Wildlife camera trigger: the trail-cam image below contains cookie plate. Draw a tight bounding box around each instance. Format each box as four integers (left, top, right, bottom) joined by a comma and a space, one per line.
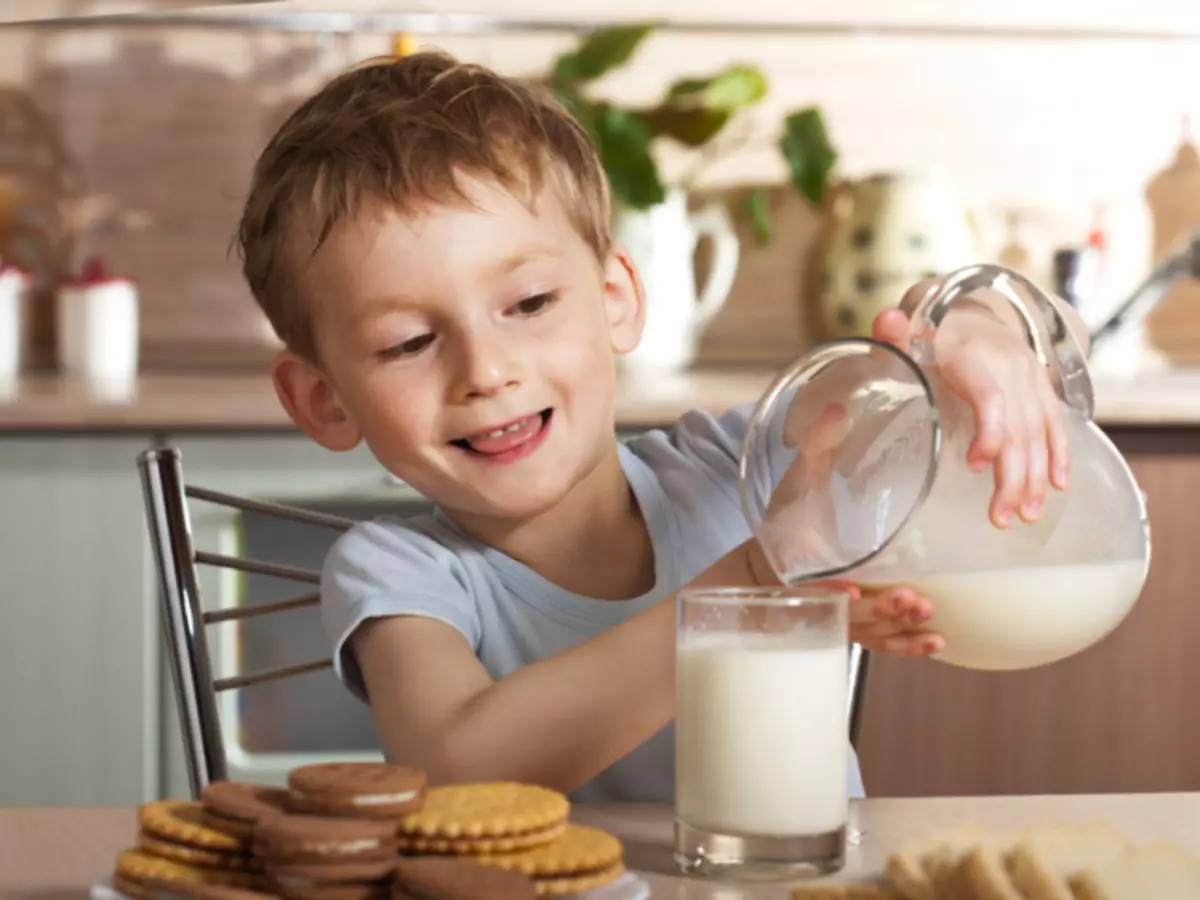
91, 871, 652, 900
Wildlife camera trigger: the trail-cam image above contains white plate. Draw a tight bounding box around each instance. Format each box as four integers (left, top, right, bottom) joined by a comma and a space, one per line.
92, 872, 651, 900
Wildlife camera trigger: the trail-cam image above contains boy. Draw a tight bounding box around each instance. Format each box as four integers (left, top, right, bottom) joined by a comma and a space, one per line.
236, 52, 1087, 803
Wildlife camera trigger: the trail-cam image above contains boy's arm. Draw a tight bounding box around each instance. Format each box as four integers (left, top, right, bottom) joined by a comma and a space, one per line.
352, 539, 765, 794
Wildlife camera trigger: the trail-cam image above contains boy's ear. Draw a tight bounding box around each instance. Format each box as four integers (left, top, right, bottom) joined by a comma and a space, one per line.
271, 350, 362, 452
603, 246, 645, 355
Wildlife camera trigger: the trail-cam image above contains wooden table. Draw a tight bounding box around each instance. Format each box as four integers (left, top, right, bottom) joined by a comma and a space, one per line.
4, 795, 1199, 899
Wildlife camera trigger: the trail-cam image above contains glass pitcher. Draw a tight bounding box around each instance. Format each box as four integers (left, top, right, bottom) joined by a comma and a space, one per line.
739, 264, 1151, 671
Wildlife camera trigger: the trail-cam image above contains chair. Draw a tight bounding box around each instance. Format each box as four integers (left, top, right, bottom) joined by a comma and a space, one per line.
138, 447, 357, 798
139, 446, 872, 799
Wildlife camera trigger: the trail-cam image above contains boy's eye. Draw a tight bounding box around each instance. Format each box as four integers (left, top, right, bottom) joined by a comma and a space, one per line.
510, 292, 556, 316
381, 333, 435, 358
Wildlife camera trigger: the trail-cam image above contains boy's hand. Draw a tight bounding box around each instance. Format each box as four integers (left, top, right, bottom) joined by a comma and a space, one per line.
833, 581, 944, 657
873, 280, 1070, 529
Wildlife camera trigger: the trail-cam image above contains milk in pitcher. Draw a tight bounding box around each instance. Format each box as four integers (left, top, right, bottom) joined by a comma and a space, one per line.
676, 635, 848, 837
865, 558, 1147, 670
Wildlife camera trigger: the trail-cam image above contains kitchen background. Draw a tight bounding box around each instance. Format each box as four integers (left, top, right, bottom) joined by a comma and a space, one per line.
5, 0, 1200, 811
3, 0, 1200, 370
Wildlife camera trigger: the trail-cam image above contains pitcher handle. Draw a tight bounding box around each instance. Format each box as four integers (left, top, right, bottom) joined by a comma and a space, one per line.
689, 202, 741, 332
905, 264, 1095, 420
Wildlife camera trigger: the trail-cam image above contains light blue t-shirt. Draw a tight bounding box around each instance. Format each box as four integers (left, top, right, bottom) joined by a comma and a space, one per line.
321, 402, 867, 803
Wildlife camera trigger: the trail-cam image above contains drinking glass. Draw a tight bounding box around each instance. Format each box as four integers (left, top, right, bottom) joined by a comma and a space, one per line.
674, 585, 851, 881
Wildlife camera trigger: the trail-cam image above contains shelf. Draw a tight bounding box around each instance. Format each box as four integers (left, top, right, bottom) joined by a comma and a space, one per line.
9, 7, 1200, 42
0, 0, 272, 26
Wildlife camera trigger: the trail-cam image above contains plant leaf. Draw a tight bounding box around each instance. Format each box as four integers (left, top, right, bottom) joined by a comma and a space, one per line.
641, 106, 731, 147
745, 189, 773, 246
553, 23, 656, 86
779, 106, 837, 207
664, 64, 768, 111
590, 103, 666, 210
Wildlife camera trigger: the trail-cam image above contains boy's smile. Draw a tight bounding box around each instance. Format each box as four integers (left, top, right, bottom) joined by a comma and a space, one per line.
451, 409, 554, 463
273, 171, 646, 538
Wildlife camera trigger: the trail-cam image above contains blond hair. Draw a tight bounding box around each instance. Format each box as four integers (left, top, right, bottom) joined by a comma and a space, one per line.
236, 51, 612, 360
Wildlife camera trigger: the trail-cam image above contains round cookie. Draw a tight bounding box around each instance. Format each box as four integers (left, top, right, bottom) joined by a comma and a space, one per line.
115, 849, 265, 893
397, 783, 569, 840
287, 763, 426, 819
268, 860, 398, 883
138, 834, 257, 872
139, 802, 248, 855
473, 824, 622, 878
395, 821, 565, 855
200, 781, 290, 839
394, 856, 536, 900
256, 814, 399, 863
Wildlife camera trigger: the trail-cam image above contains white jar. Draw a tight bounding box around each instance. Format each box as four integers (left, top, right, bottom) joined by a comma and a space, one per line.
0, 263, 29, 394
58, 257, 139, 396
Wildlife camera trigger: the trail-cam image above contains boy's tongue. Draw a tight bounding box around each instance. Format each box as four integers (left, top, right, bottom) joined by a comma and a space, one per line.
465, 414, 542, 455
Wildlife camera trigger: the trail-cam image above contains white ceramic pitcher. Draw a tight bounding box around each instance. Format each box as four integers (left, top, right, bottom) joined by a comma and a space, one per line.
613, 189, 740, 370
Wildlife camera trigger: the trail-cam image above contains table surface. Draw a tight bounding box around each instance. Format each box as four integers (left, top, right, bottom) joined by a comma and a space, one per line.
3, 794, 1199, 899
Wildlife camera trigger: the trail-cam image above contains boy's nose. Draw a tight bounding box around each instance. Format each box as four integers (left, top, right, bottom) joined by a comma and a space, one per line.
454, 334, 521, 399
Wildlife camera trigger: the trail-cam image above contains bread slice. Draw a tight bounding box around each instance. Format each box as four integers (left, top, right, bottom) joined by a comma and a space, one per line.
1069, 842, 1200, 900
945, 825, 1067, 900
1005, 821, 1132, 900
885, 824, 989, 900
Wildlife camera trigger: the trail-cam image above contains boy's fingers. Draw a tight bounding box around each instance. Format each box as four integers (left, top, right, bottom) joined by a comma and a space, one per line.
879, 632, 944, 657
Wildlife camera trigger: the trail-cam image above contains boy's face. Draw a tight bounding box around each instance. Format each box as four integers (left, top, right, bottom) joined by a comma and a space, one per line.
273, 173, 644, 521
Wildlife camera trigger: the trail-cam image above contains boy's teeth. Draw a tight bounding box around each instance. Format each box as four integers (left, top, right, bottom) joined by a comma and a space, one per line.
481, 421, 524, 439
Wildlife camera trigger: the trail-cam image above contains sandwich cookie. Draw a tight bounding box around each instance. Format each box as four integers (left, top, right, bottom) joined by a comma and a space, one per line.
287, 763, 426, 819
392, 857, 536, 900
472, 823, 625, 896
114, 849, 265, 898
200, 781, 291, 840
134, 801, 257, 875
396, 782, 568, 852
255, 814, 399, 900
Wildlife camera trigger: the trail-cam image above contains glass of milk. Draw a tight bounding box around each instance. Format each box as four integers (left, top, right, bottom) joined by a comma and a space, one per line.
675, 584, 851, 881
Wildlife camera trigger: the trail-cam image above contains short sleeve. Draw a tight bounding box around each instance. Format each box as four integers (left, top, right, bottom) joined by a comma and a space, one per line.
662, 401, 793, 502
320, 517, 482, 702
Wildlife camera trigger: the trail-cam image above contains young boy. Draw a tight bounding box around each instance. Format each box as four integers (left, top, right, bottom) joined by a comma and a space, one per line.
236, 52, 1088, 803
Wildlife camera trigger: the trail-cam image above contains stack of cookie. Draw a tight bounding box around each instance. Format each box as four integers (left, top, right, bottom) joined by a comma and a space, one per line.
253, 762, 426, 900
108, 763, 627, 899
113, 798, 273, 898
393, 781, 626, 896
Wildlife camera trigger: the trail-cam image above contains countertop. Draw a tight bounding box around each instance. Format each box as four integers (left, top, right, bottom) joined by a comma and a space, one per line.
4, 795, 1199, 897
2, 366, 1200, 432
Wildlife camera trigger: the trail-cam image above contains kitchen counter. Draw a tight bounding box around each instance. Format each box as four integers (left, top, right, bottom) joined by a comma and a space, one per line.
3, 366, 1200, 432
5, 795, 1199, 897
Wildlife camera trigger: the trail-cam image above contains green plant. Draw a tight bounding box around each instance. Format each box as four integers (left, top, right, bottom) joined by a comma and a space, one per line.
542, 23, 839, 243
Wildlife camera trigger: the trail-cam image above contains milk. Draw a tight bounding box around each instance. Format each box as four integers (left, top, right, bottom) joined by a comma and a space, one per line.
866, 559, 1147, 670
676, 636, 848, 837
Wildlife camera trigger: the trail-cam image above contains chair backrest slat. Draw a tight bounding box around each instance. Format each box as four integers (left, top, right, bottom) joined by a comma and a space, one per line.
186, 485, 355, 530
213, 658, 333, 692
203, 592, 320, 625
194, 550, 321, 584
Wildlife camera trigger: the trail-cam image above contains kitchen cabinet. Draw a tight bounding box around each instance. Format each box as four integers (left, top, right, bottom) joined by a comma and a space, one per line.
0, 435, 159, 806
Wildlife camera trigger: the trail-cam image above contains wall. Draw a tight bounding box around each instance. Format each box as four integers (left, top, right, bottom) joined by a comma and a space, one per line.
1, 1, 1198, 368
